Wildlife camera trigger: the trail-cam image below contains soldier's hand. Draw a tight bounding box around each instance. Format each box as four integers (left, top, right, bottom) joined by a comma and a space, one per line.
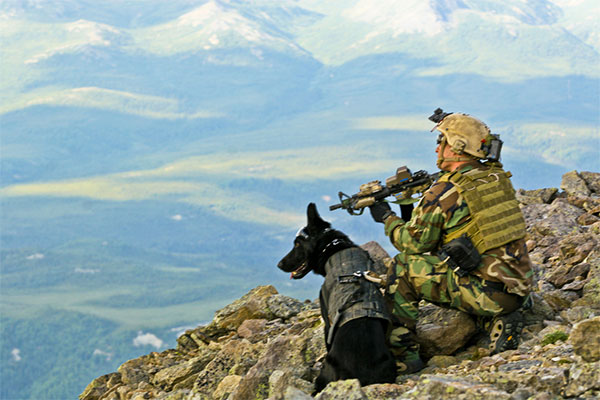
369, 202, 395, 224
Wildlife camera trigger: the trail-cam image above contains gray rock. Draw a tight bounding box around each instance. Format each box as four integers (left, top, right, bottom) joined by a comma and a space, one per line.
360, 241, 392, 275
580, 171, 600, 194
561, 170, 591, 197
526, 198, 585, 237
267, 294, 304, 320
516, 188, 558, 205
497, 359, 542, 372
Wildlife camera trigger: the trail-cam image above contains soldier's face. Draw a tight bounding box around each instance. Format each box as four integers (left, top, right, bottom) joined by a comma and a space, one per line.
436, 141, 459, 171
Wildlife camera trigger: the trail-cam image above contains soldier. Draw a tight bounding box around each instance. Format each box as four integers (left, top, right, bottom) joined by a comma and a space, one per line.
369, 109, 534, 373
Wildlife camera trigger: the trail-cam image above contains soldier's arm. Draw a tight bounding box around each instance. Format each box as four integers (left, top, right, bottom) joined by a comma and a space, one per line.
383, 181, 457, 254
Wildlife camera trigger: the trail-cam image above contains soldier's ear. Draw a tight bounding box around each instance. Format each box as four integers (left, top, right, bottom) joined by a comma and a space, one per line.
307, 203, 330, 232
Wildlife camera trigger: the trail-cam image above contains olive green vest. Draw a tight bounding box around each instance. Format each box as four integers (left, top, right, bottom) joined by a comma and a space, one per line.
439, 163, 526, 253
319, 247, 391, 346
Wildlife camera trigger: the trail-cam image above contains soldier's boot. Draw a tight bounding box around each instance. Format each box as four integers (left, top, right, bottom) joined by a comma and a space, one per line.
389, 326, 425, 375
488, 310, 524, 355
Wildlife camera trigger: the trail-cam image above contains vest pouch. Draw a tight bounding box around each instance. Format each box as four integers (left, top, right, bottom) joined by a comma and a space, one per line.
439, 234, 481, 277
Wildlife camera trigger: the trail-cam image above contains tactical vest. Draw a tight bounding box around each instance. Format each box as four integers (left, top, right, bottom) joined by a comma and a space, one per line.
319, 247, 391, 347
438, 163, 526, 254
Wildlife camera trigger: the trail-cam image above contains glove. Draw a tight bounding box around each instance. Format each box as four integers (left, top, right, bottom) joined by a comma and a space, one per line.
369, 202, 395, 223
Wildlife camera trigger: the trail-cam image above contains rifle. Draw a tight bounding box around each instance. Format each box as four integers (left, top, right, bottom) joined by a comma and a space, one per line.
329, 166, 440, 215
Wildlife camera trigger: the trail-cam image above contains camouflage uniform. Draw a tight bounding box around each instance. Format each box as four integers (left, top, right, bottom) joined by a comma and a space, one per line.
382, 161, 533, 361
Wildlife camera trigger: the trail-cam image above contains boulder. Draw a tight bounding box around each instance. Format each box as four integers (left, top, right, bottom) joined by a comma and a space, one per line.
415, 304, 477, 358
561, 170, 591, 197
360, 241, 392, 275
569, 317, 600, 362
580, 171, 600, 194
204, 285, 279, 337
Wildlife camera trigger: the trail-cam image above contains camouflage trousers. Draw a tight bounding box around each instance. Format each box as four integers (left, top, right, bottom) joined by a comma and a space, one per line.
386, 252, 523, 334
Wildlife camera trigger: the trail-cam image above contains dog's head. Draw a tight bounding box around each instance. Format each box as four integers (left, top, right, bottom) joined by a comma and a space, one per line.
278, 202, 331, 279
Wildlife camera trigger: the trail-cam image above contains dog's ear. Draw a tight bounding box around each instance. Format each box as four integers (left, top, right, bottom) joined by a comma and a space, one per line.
307, 202, 330, 232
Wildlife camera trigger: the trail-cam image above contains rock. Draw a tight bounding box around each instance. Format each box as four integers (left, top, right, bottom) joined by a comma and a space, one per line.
523, 292, 557, 325
558, 233, 597, 266
569, 317, 600, 362
426, 355, 458, 368
212, 375, 242, 400
560, 306, 597, 324
561, 170, 591, 197
416, 304, 477, 357
580, 171, 600, 194
267, 294, 305, 320
516, 188, 558, 205
152, 353, 215, 391
481, 367, 568, 397
546, 262, 590, 288
564, 361, 600, 397
526, 198, 585, 237
578, 212, 600, 226
229, 316, 322, 400
192, 339, 265, 397
283, 386, 314, 400
542, 289, 579, 312
407, 375, 511, 399
360, 241, 392, 275
237, 318, 268, 339
268, 369, 313, 400
205, 285, 279, 337
497, 359, 542, 372
80, 373, 122, 400
315, 379, 367, 400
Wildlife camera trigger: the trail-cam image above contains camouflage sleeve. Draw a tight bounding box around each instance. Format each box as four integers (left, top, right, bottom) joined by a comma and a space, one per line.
383, 180, 469, 254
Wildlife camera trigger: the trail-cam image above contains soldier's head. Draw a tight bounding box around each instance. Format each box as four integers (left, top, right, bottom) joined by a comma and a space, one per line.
429, 109, 503, 170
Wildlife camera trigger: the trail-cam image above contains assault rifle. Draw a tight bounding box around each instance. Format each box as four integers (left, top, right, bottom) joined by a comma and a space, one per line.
329, 166, 439, 215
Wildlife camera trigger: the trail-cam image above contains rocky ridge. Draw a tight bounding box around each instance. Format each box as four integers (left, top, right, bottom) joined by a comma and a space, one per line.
81, 170, 600, 400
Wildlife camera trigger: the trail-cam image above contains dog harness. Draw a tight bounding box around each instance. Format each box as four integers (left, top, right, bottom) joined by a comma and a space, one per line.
319, 247, 391, 347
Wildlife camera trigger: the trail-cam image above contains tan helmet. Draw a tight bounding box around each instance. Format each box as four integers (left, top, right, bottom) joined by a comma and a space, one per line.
434, 113, 491, 159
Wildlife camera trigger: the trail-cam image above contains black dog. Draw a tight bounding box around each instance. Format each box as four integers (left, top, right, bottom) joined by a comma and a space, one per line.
278, 203, 396, 393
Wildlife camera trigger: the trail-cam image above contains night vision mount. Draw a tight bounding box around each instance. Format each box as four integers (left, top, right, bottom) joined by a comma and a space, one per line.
428, 108, 452, 123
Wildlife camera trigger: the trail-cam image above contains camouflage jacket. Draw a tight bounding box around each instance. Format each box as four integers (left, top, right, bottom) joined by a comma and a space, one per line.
383, 161, 533, 297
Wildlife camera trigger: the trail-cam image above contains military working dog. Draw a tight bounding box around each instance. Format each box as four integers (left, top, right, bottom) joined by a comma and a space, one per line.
278, 203, 396, 392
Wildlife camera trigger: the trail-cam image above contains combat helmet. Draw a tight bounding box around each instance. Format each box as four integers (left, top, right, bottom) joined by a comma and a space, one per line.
429, 108, 503, 164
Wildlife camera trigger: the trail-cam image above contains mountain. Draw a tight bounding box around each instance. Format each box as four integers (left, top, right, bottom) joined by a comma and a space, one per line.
0, 1, 598, 398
